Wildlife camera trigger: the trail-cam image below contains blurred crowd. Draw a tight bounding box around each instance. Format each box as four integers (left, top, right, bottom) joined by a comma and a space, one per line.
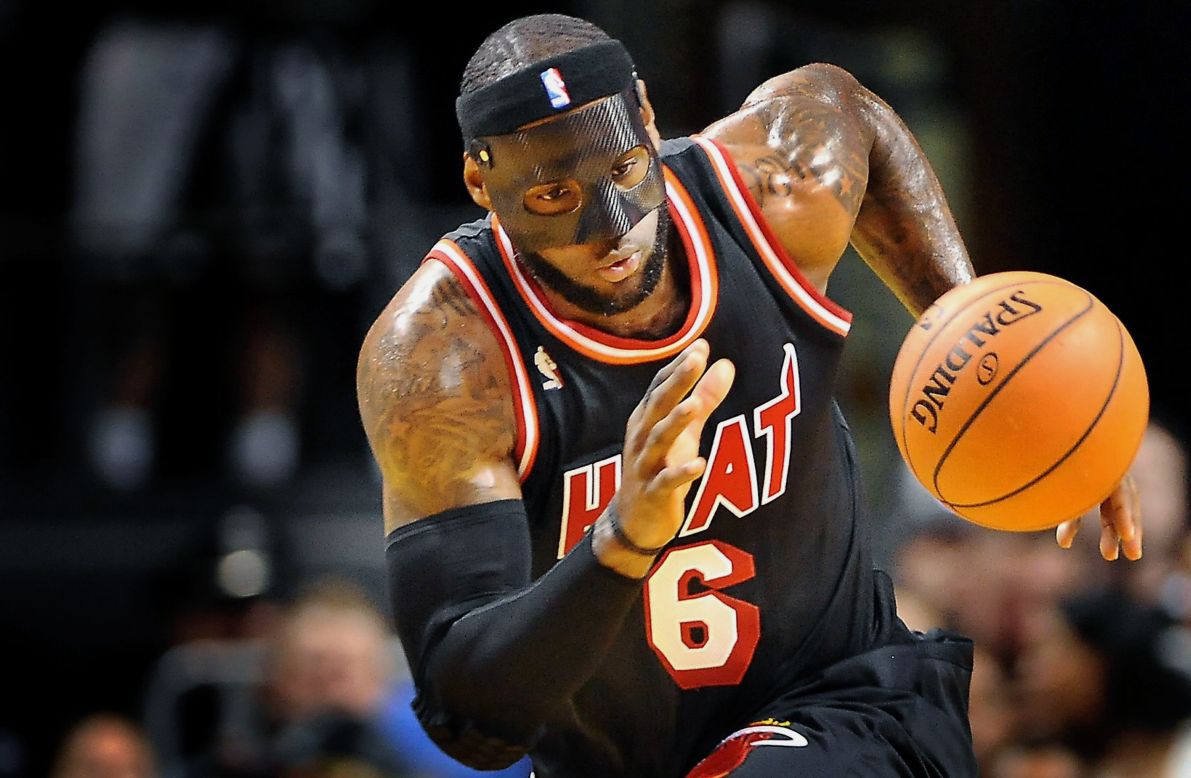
1, 0, 1188, 776
47, 578, 531, 777
891, 420, 1191, 777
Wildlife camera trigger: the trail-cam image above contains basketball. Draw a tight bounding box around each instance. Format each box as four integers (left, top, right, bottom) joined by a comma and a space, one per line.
889, 271, 1149, 532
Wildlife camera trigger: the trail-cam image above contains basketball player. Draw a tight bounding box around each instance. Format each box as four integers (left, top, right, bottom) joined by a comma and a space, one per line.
356, 14, 1143, 777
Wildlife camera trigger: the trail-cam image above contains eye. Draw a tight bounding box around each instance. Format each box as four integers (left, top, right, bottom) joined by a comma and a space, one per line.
611, 147, 649, 188
523, 180, 582, 215
539, 185, 572, 201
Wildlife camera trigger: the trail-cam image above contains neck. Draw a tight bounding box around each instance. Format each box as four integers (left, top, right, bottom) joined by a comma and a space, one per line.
533, 230, 690, 340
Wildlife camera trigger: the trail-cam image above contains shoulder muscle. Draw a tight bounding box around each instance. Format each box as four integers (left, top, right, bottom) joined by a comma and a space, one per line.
701, 63, 874, 284
357, 260, 521, 531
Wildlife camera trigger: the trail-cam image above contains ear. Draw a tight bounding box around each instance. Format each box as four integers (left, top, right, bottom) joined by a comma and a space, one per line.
462, 152, 493, 211
636, 79, 662, 150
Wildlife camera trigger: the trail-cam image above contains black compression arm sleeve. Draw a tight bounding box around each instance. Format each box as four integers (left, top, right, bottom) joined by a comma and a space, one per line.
386, 499, 642, 763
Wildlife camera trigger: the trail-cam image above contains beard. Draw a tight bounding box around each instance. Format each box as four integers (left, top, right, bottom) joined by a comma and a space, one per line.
517, 206, 671, 317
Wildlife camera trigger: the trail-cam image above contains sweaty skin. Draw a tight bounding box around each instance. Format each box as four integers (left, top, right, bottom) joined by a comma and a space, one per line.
356, 264, 521, 522
357, 63, 1140, 583
703, 64, 974, 315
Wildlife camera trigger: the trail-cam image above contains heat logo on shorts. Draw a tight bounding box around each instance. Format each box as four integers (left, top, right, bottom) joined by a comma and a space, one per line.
685, 724, 809, 778
729, 724, 809, 749
540, 67, 571, 108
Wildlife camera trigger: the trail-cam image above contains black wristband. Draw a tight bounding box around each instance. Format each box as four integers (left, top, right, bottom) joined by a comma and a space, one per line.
606, 503, 669, 556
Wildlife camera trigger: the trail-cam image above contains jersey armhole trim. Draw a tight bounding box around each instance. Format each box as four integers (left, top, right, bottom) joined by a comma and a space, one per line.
692, 135, 853, 337
424, 241, 540, 481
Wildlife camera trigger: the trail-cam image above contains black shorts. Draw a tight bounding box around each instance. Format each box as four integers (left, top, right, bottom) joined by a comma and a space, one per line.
686, 628, 977, 777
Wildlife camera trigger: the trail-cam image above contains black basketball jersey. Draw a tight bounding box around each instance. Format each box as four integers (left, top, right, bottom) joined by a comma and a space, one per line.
424, 137, 891, 777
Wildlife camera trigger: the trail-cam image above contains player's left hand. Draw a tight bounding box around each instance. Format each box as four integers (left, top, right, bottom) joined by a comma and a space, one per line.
1054, 474, 1142, 560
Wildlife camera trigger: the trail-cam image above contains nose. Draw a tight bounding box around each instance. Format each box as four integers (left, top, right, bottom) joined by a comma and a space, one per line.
574, 183, 639, 246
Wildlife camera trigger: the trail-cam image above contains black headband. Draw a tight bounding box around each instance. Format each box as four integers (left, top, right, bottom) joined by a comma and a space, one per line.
456, 40, 637, 140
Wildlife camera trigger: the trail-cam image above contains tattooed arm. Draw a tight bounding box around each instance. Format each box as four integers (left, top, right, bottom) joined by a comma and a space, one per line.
703, 67, 1144, 560
702, 62, 973, 316
356, 260, 520, 531
356, 259, 654, 762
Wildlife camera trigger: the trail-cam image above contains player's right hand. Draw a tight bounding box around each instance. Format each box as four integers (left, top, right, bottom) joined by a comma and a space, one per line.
610, 338, 735, 554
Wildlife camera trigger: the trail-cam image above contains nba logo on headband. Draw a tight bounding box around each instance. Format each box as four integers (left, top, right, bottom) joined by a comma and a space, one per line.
540, 67, 571, 109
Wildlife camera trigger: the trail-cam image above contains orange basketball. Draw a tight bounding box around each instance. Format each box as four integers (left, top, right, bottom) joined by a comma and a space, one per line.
889, 271, 1149, 532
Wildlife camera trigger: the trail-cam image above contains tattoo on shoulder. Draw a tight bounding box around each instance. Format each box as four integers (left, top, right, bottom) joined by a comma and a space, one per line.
428, 276, 475, 318
358, 270, 516, 511
736, 97, 869, 217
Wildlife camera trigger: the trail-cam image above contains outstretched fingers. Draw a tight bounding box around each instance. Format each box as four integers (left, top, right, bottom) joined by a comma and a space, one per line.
1101, 475, 1142, 561
627, 340, 709, 453
1060, 477, 1144, 561
639, 359, 735, 470
1124, 475, 1143, 560
1056, 517, 1080, 549
641, 397, 700, 464
650, 457, 708, 495
687, 358, 737, 436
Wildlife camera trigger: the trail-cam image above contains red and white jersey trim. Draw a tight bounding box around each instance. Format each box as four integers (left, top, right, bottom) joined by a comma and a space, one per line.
692, 136, 852, 337
491, 168, 719, 365
424, 240, 540, 481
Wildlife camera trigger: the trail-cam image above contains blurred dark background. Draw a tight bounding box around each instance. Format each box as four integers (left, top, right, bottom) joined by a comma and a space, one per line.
0, 0, 1188, 776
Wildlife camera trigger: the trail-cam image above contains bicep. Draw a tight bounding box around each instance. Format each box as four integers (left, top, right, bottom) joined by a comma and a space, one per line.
382, 454, 522, 531
724, 63, 972, 315
356, 265, 523, 532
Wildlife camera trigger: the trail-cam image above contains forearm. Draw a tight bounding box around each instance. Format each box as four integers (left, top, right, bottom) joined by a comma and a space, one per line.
850, 89, 974, 316
431, 536, 641, 729
388, 500, 642, 755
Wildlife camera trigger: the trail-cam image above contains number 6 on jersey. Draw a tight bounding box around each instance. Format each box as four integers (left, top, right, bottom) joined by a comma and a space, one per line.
643, 540, 760, 689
